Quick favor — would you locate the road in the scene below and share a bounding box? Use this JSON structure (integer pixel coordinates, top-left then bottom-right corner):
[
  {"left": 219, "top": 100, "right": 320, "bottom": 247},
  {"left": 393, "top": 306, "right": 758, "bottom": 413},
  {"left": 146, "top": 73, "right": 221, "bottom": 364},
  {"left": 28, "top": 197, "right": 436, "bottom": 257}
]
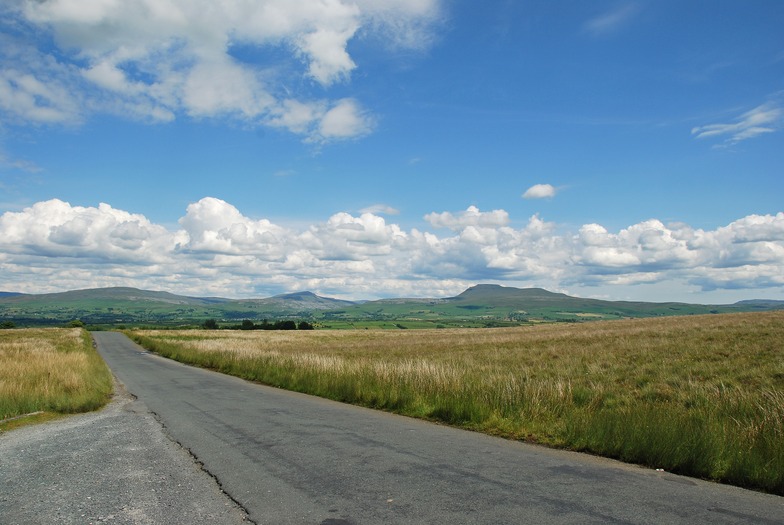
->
[
  {"left": 91, "top": 331, "right": 781, "bottom": 525},
  {"left": 0, "top": 380, "right": 249, "bottom": 524}
]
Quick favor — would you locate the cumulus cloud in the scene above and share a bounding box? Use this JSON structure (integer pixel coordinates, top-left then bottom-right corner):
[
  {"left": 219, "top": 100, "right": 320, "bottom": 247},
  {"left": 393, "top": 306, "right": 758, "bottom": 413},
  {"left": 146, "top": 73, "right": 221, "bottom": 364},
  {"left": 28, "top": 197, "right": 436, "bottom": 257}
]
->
[
  {"left": 0, "top": 199, "right": 173, "bottom": 263},
  {"left": 692, "top": 100, "right": 783, "bottom": 146},
  {"left": 1, "top": 0, "right": 440, "bottom": 141},
  {"left": 1, "top": 199, "right": 782, "bottom": 300},
  {"left": 522, "top": 184, "right": 557, "bottom": 200}
]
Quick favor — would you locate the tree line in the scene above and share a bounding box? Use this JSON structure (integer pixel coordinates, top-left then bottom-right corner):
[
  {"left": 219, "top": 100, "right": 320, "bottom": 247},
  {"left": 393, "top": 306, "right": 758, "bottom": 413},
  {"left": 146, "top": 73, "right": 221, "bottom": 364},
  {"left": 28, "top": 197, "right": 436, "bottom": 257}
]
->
[{"left": 202, "top": 319, "right": 314, "bottom": 330}]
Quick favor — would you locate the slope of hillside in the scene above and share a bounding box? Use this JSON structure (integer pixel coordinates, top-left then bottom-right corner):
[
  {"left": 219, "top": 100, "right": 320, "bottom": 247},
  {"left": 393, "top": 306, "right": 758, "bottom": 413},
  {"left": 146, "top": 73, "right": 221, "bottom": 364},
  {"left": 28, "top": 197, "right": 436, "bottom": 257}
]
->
[
  {"left": 237, "top": 291, "right": 356, "bottom": 311},
  {"left": 0, "top": 284, "right": 781, "bottom": 328},
  {"left": 0, "top": 287, "right": 355, "bottom": 326},
  {"left": 321, "top": 284, "right": 754, "bottom": 327}
]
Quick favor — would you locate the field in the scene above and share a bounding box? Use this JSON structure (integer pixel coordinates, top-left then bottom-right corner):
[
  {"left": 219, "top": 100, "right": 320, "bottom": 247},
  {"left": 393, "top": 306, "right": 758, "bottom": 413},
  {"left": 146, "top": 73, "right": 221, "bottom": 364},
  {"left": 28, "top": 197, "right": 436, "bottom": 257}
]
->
[
  {"left": 0, "top": 328, "right": 113, "bottom": 430},
  {"left": 128, "top": 311, "right": 784, "bottom": 494}
]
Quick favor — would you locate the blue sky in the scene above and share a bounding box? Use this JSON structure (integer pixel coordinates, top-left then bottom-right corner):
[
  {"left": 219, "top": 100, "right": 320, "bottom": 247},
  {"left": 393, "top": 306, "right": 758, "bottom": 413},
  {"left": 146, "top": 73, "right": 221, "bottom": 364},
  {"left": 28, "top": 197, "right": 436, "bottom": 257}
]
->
[{"left": 1, "top": 1, "right": 782, "bottom": 302}]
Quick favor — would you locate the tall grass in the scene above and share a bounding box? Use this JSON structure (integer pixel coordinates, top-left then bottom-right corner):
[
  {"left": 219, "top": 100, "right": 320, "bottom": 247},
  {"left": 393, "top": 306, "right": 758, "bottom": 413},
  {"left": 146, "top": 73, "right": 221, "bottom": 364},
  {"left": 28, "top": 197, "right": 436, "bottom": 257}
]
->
[
  {"left": 0, "top": 328, "right": 113, "bottom": 424},
  {"left": 128, "top": 312, "right": 784, "bottom": 494}
]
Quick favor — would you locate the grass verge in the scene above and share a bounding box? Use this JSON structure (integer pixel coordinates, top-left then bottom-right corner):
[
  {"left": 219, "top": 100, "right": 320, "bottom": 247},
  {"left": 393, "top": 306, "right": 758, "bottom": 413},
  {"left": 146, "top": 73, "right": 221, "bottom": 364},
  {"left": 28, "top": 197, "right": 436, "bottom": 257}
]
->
[
  {"left": 0, "top": 328, "right": 113, "bottom": 431},
  {"left": 127, "top": 312, "right": 784, "bottom": 494}
]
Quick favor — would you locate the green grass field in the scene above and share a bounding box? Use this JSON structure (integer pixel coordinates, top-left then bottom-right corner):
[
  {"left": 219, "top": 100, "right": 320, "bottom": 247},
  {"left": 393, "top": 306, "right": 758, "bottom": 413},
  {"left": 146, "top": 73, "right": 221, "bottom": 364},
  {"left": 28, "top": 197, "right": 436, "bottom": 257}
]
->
[
  {"left": 0, "top": 328, "right": 113, "bottom": 430},
  {"left": 128, "top": 311, "right": 784, "bottom": 494}
]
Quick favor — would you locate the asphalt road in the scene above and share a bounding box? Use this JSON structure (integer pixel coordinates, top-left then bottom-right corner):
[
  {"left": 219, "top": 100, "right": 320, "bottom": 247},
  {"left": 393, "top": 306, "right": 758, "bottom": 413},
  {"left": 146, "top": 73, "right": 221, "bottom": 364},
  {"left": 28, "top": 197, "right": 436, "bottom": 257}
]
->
[
  {"left": 0, "top": 381, "right": 249, "bottom": 524},
  {"left": 82, "top": 332, "right": 784, "bottom": 524}
]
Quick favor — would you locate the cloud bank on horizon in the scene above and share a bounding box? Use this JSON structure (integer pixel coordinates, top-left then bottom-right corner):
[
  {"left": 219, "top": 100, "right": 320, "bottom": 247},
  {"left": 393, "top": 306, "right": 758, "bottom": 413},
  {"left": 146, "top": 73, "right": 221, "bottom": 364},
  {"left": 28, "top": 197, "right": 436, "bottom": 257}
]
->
[{"left": 1, "top": 197, "right": 782, "bottom": 301}]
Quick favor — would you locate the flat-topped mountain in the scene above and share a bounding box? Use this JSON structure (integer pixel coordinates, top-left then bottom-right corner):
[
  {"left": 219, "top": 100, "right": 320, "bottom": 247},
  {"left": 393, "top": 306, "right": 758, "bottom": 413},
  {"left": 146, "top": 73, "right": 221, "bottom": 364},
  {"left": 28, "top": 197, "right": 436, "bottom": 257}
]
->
[{"left": 453, "top": 284, "right": 567, "bottom": 302}]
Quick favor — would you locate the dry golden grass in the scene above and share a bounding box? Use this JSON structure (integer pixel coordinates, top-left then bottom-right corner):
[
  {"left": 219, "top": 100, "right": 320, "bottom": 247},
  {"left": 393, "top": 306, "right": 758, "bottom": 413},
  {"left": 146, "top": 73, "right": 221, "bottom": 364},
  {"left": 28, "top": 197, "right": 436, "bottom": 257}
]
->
[
  {"left": 130, "top": 311, "right": 784, "bottom": 493},
  {"left": 0, "top": 328, "right": 113, "bottom": 426}
]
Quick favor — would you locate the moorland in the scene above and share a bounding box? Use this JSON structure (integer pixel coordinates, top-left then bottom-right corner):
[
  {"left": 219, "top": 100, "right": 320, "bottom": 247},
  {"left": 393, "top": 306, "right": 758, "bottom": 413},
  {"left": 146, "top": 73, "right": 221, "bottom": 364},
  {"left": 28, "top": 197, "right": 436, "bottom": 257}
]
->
[
  {"left": 0, "top": 327, "right": 112, "bottom": 431},
  {"left": 127, "top": 311, "right": 784, "bottom": 495}
]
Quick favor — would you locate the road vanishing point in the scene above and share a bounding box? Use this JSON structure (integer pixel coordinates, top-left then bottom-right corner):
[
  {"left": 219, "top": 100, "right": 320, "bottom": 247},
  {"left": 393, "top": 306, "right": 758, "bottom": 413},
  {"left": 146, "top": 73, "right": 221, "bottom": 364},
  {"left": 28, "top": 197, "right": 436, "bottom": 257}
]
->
[{"left": 13, "top": 332, "right": 784, "bottom": 524}]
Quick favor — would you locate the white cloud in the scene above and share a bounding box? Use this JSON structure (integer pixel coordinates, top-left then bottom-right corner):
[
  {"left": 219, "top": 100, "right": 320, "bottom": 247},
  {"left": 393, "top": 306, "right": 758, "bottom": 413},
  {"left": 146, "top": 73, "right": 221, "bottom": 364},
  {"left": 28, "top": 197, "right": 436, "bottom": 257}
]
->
[
  {"left": 316, "top": 98, "right": 375, "bottom": 142},
  {"left": 266, "top": 97, "right": 374, "bottom": 143},
  {"left": 692, "top": 100, "right": 782, "bottom": 146},
  {"left": 424, "top": 205, "right": 509, "bottom": 230},
  {"left": 0, "top": 199, "right": 173, "bottom": 263},
  {"left": 2, "top": 0, "right": 441, "bottom": 141},
  {"left": 0, "top": 67, "right": 83, "bottom": 124},
  {"left": 1, "top": 199, "right": 782, "bottom": 301},
  {"left": 178, "top": 197, "right": 287, "bottom": 258},
  {"left": 182, "top": 60, "right": 274, "bottom": 119},
  {"left": 522, "top": 183, "right": 557, "bottom": 200},
  {"left": 296, "top": 24, "right": 359, "bottom": 86},
  {"left": 360, "top": 204, "right": 400, "bottom": 215}
]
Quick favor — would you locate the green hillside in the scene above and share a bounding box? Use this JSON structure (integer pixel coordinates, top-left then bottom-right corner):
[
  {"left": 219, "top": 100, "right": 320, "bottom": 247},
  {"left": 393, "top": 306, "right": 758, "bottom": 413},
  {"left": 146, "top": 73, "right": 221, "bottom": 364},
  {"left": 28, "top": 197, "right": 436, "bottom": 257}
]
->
[
  {"left": 0, "top": 287, "right": 353, "bottom": 327},
  {"left": 318, "top": 284, "right": 751, "bottom": 328},
  {"left": 0, "top": 284, "right": 781, "bottom": 328}
]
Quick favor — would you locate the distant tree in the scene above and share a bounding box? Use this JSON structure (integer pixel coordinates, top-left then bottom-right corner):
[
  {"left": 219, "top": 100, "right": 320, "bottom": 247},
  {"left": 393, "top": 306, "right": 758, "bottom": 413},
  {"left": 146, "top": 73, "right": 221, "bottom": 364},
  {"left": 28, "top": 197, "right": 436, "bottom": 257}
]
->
[
  {"left": 68, "top": 320, "right": 85, "bottom": 328},
  {"left": 298, "top": 321, "right": 314, "bottom": 330},
  {"left": 277, "top": 320, "right": 297, "bottom": 330},
  {"left": 203, "top": 319, "right": 219, "bottom": 330},
  {"left": 240, "top": 319, "right": 255, "bottom": 330},
  {"left": 0, "top": 321, "right": 15, "bottom": 329}
]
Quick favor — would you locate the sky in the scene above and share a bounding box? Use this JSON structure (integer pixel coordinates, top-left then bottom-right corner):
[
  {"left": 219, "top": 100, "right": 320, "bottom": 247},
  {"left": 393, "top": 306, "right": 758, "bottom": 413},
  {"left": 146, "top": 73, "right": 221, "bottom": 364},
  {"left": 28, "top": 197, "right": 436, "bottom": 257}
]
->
[{"left": 0, "top": 0, "right": 783, "bottom": 303}]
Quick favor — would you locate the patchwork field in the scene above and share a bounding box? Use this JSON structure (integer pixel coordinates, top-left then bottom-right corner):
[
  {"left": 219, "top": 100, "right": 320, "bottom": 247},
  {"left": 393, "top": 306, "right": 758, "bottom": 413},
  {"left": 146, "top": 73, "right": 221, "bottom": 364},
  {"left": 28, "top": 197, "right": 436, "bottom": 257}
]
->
[
  {"left": 129, "top": 311, "right": 784, "bottom": 494},
  {"left": 0, "top": 328, "right": 113, "bottom": 430}
]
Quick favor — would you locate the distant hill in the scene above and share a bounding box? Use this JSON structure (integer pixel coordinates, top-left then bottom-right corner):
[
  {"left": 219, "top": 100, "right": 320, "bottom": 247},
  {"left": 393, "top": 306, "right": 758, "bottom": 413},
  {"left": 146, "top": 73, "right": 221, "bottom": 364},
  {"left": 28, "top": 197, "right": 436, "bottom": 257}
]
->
[
  {"left": 0, "top": 284, "right": 781, "bottom": 328},
  {"left": 235, "top": 291, "right": 356, "bottom": 311},
  {"left": 452, "top": 284, "right": 574, "bottom": 306},
  {"left": 321, "top": 283, "right": 784, "bottom": 328},
  {"left": 448, "top": 284, "right": 719, "bottom": 315},
  {"left": 0, "top": 286, "right": 355, "bottom": 326},
  {"left": 733, "top": 299, "right": 784, "bottom": 309},
  {"left": 5, "top": 286, "right": 230, "bottom": 305}
]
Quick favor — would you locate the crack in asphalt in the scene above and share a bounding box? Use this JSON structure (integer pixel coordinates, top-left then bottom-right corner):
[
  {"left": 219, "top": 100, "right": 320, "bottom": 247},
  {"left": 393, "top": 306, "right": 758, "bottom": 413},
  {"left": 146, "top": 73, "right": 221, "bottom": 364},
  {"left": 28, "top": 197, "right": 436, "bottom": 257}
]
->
[
  {"left": 0, "top": 380, "right": 252, "bottom": 525},
  {"left": 146, "top": 407, "right": 258, "bottom": 525}
]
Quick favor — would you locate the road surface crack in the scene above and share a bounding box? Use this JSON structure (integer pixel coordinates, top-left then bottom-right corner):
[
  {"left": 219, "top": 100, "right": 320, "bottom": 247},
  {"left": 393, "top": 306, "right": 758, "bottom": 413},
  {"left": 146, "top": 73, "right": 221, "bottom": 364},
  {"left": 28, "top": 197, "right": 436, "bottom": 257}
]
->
[{"left": 147, "top": 409, "right": 258, "bottom": 524}]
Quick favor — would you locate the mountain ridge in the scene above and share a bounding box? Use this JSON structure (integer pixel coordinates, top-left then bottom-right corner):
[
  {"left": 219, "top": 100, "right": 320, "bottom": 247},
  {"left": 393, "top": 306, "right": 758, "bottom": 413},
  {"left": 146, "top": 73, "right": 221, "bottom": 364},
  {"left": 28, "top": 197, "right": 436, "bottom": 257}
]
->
[{"left": 1, "top": 285, "right": 781, "bottom": 328}]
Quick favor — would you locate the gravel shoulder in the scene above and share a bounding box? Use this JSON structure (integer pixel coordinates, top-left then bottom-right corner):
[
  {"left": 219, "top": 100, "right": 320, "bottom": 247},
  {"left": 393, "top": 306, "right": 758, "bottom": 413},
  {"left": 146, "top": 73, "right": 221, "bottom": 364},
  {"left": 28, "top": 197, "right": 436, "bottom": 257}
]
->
[{"left": 0, "top": 381, "right": 251, "bottom": 525}]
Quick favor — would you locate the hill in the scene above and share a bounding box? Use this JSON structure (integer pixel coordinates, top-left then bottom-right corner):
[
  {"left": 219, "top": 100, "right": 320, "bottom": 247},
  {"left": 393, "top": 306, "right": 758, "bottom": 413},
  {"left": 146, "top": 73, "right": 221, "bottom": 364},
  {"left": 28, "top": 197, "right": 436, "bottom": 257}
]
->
[
  {"left": 733, "top": 299, "right": 784, "bottom": 309},
  {"left": 237, "top": 291, "right": 355, "bottom": 311},
  {"left": 0, "top": 287, "right": 355, "bottom": 326},
  {"left": 318, "top": 284, "right": 773, "bottom": 328},
  {"left": 0, "top": 284, "right": 781, "bottom": 328}
]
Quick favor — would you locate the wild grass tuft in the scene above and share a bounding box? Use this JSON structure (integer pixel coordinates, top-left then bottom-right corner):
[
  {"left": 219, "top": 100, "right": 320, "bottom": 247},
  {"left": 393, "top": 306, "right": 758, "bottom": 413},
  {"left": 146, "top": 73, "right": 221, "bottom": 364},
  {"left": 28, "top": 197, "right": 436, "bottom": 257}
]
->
[
  {"left": 128, "top": 312, "right": 784, "bottom": 494},
  {"left": 0, "top": 328, "right": 113, "bottom": 428}
]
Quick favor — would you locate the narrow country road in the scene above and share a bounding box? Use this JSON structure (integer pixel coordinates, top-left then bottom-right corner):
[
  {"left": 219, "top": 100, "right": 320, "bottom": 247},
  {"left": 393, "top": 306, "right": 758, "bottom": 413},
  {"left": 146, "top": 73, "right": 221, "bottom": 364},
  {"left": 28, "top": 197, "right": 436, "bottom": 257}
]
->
[
  {"left": 86, "top": 332, "right": 783, "bottom": 524},
  {"left": 0, "top": 379, "right": 249, "bottom": 524}
]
